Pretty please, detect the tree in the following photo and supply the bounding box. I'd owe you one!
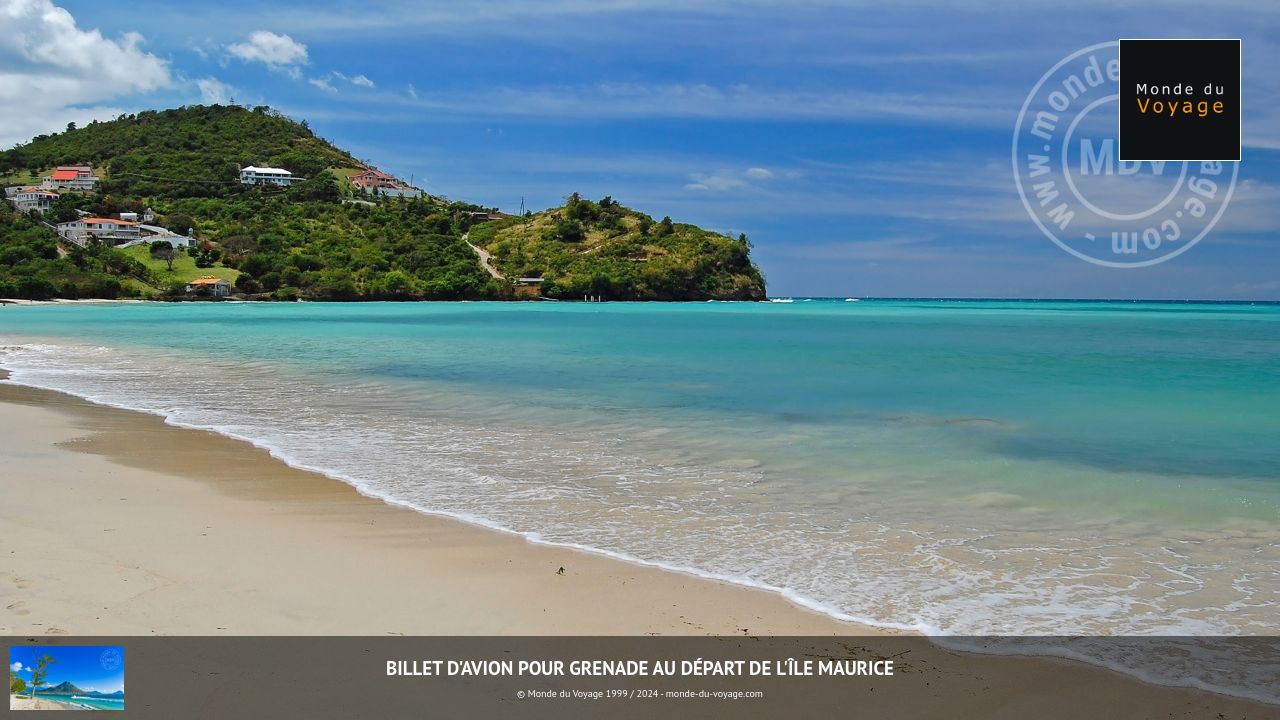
[149,240,176,271]
[10,671,26,695]
[17,277,57,300]
[162,214,196,236]
[30,654,54,700]
[49,193,80,223]
[234,273,260,294]
[286,173,341,204]
[657,216,674,236]
[546,219,584,243]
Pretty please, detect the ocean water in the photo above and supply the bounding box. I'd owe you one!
[57,695,125,710]
[1,300,1277,695]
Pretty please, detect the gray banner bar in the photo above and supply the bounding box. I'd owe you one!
[5,636,1279,718]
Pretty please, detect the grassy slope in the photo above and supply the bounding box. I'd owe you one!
[326,167,362,197]
[121,245,240,287]
[0,169,41,186]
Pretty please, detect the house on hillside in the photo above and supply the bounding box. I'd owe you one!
[463,210,511,223]
[185,277,232,297]
[349,168,424,198]
[350,169,395,190]
[8,186,59,213]
[239,166,302,186]
[514,277,544,299]
[56,217,142,245]
[41,165,98,191]
[115,223,194,249]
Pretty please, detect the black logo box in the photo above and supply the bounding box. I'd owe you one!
[1119,39,1241,162]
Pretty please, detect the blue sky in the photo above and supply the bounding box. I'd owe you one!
[10,646,125,693]
[3,0,1278,298]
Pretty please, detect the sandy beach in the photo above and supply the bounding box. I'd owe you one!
[0,299,150,306]
[0,375,862,637]
[9,694,80,710]
[1,374,1276,717]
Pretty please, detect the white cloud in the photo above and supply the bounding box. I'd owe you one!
[685,166,776,192]
[306,71,376,94]
[362,81,1011,126]
[226,30,308,69]
[308,76,337,93]
[10,662,21,672]
[196,77,235,104]
[407,83,418,99]
[0,0,171,147]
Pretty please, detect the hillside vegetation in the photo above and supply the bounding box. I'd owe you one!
[470,194,764,300]
[0,104,766,301]
[0,105,359,199]
[0,203,140,299]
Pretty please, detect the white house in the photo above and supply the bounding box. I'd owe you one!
[239,166,301,186]
[41,165,98,191]
[8,186,58,213]
[185,277,232,297]
[115,225,193,249]
[56,217,142,245]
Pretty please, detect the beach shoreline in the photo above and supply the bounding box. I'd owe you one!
[2,371,1277,716]
[9,694,85,711]
[0,298,152,306]
[0,372,871,637]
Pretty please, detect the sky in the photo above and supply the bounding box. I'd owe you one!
[1,0,1278,299]
[10,646,125,693]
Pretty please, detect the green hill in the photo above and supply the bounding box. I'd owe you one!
[0,105,766,301]
[37,681,85,696]
[0,104,359,199]
[470,194,765,300]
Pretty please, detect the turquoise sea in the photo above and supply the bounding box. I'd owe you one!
[2,299,1278,691]
[54,695,125,711]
